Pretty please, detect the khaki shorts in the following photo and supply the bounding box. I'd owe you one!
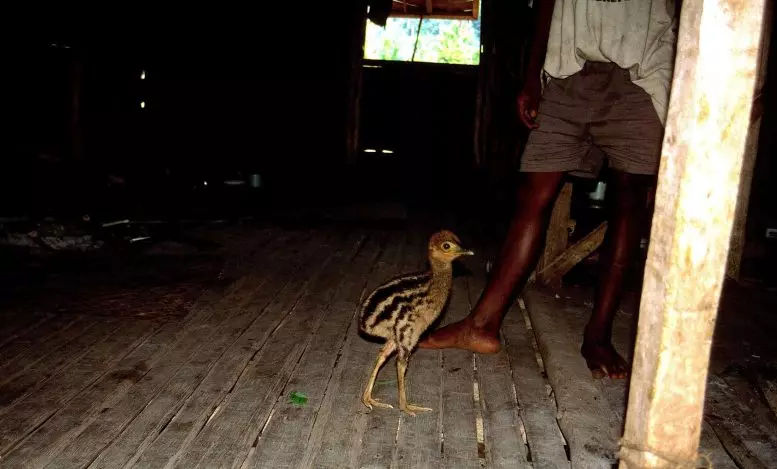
[519,61,664,178]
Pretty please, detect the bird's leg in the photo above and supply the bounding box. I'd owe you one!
[362,340,396,410]
[397,350,432,416]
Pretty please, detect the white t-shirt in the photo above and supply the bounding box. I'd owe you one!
[542,0,678,126]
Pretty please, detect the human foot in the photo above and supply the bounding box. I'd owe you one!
[417,319,502,354]
[581,341,629,379]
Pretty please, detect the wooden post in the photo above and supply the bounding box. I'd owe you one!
[537,221,606,286]
[535,182,572,288]
[619,0,767,467]
[726,0,773,281]
[345,4,367,164]
[70,49,84,162]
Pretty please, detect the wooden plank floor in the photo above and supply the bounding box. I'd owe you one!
[0,225,570,469]
[522,285,776,469]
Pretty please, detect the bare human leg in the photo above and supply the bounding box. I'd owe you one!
[582,169,651,379]
[418,171,565,353]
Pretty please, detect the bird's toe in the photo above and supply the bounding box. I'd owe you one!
[364,397,394,410]
[400,403,433,416]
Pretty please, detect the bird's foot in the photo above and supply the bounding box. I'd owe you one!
[400,403,433,416]
[362,396,394,411]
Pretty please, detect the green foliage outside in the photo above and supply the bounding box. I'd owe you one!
[364,14,482,65]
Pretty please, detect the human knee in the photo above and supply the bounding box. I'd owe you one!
[516,172,563,213]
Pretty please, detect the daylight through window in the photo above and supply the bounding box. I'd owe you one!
[363,11,481,65]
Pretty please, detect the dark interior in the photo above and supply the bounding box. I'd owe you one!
[3,3,777,279]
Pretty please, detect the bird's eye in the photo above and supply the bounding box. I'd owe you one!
[442,243,452,251]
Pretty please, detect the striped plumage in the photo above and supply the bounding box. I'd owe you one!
[359,271,433,343]
[359,230,473,416]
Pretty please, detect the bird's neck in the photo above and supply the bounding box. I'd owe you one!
[428,257,453,274]
[428,259,454,297]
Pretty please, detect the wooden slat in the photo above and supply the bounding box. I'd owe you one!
[517,285,740,468]
[169,230,364,468]
[0,231,305,465]
[301,230,407,469]
[0,317,162,458]
[248,231,386,469]
[0,314,80,371]
[706,417,769,469]
[44,232,332,469]
[523,289,620,468]
[438,276,481,469]
[467,267,531,469]
[120,230,340,468]
[698,421,740,469]
[0,312,51,350]
[0,317,122,411]
[1,313,215,466]
[0,315,97,387]
[702,374,777,468]
[501,299,570,468]
[88,234,318,469]
[391,0,479,19]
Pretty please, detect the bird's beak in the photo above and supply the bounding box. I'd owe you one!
[458,248,474,256]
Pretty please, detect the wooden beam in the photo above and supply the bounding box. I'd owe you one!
[537,222,607,286]
[726,0,773,281]
[345,4,367,164]
[426,0,434,15]
[70,50,83,162]
[535,182,572,288]
[619,0,767,467]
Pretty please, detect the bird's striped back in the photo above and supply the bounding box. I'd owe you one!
[359,272,432,335]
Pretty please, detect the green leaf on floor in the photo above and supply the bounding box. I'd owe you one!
[289,391,308,406]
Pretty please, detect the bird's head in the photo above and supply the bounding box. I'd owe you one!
[428,230,474,263]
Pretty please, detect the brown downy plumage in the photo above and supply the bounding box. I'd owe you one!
[358,230,473,415]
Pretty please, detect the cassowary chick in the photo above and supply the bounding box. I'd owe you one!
[358,230,473,415]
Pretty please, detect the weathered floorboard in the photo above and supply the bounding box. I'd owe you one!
[467,267,531,469]
[0,314,82,373]
[0,312,51,350]
[437,276,481,469]
[248,231,386,469]
[1,223,759,469]
[523,288,620,468]
[501,298,569,469]
[0,316,122,412]
[126,230,340,468]
[0,229,301,466]
[172,230,361,468]
[302,229,407,469]
[0,317,162,461]
[87,232,319,469]
[47,234,326,469]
